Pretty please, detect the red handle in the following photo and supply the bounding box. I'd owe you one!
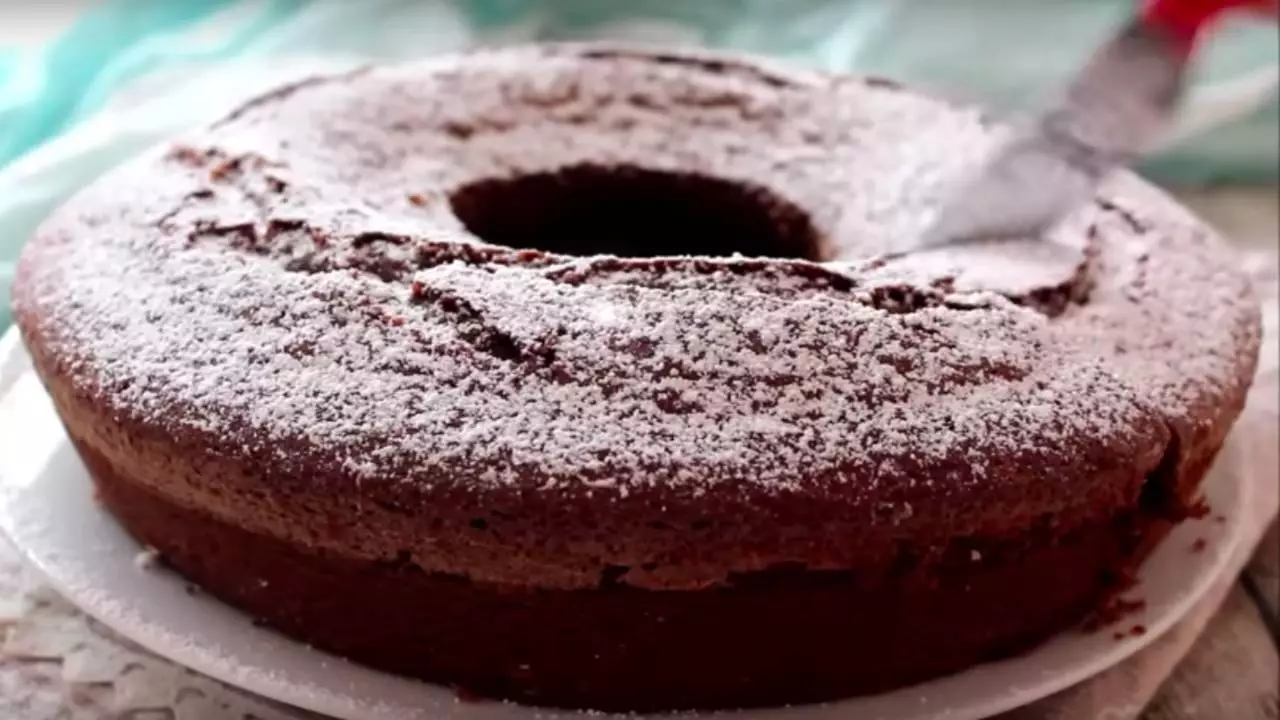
[1142,0,1278,46]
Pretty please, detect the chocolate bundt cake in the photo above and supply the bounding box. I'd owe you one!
[11,45,1260,711]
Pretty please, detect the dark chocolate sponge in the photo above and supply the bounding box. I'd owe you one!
[12,44,1261,711]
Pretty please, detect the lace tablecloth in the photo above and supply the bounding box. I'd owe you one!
[1,222,1276,720]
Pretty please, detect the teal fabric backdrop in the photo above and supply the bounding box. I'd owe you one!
[1,0,1277,332]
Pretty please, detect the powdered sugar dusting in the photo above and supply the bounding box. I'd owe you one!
[12,46,1259,520]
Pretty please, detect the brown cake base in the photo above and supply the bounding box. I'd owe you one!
[79,435,1188,712]
[15,46,1258,713]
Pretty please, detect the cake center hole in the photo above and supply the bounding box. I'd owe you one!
[448,163,822,260]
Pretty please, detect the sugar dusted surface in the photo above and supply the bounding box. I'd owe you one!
[12,46,1261,556]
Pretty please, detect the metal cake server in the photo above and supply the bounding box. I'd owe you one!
[921,0,1278,250]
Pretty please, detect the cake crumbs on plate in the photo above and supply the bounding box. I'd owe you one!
[133,546,162,570]
[1083,595,1147,632]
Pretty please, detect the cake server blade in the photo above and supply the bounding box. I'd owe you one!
[920,0,1272,250]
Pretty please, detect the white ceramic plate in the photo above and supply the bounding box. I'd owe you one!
[0,328,1246,720]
